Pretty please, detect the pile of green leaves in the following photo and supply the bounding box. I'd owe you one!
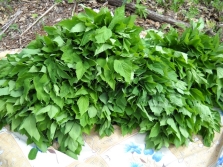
[0,6,222,159]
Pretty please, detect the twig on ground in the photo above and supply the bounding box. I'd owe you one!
[20,3,57,37]
[103,1,108,6]
[71,1,77,16]
[0,10,22,36]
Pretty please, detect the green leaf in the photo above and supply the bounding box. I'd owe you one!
[81,30,94,46]
[167,118,178,132]
[65,121,74,134]
[114,59,132,83]
[95,26,112,44]
[21,48,40,55]
[77,96,89,115]
[179,107,192,117]
[53,36,65,47]
[66,150,78,159]
[179,126,189,138]
[149,123,160,138]
[99,93,108,104]
[20,114,40,141]
[75,86,88,96]
[217,67,223,79]
[28,148,38,160]
[103,67,116,90]
[50,122,57,139]
[169,94,184,107]
[69,123,81,140]
[61,47,81,64]
[95,44,113,55]
[76,61,89,80]
[0,87,9,96]
[108,6,125,30]
[88,105,98,118]
[194,103,212,121]
[70,22,86,32]
[33,75,50,103]
[190,88,205,101]
[36,105,60,119]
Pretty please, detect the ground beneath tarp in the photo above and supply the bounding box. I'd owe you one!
[0,0,222,51]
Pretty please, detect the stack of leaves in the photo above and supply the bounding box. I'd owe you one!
[0,6,222,159]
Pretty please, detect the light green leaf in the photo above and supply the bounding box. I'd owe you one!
[179,126,189,138]
[70,22,86,32]
[194,103,212,121]
[217,67,223,79]
[33,75,50,103]
[0,87,9,96]
[53,36,65,47]
[99,93,108,104]
[69,123,81,140]
[95,44,113,55]
[81,30,94,46]
[77,96,89,115]
[149,123,160,138]
[53,84,60,96]
[190,88,205,101]
[75,86,88,96]
[76,61,89,80]
[61,48,81,64]
[28,65,39,73]
[103,68,116,90]
[10,90,23,97]
[66,150,78,159]
[114,59,132,83]
[95,26,112,43]
[169,94,184,107]
[65,121,74,134]
[88,105,97,118]
[50,122,57,139]
[179,107,192,117]
[6,103,14,114]
[167,118,178,132]
[0,80,6,86]
[21,48,40,55]
[50,91,64,109]
[36,105,60,119]
[20,114,40,141]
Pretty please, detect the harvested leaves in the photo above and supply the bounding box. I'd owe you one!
[0,7,222,159]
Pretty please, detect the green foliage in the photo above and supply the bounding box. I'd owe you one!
[0,33,6,41]
[28,148,38,160]
[211,0,223,12]
[0,7,222,160]
[135,4,148,19]
[9,23,20,32]
[183,6,199,19]
[155,0,223,13]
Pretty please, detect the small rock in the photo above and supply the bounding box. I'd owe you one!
[19,17,26,22]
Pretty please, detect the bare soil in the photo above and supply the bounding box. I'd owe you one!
[0,0,222,51]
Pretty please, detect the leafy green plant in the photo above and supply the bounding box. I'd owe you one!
[143,19,222,146]
[0,7,222,160]
[185,6,199,19]
[212,0,223,12]
[9,23,20,32]
[0,6,143,159]
[32,14,38,19]
[135,3,148,18]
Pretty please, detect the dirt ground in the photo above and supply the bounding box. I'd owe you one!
[0,0,222,51]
